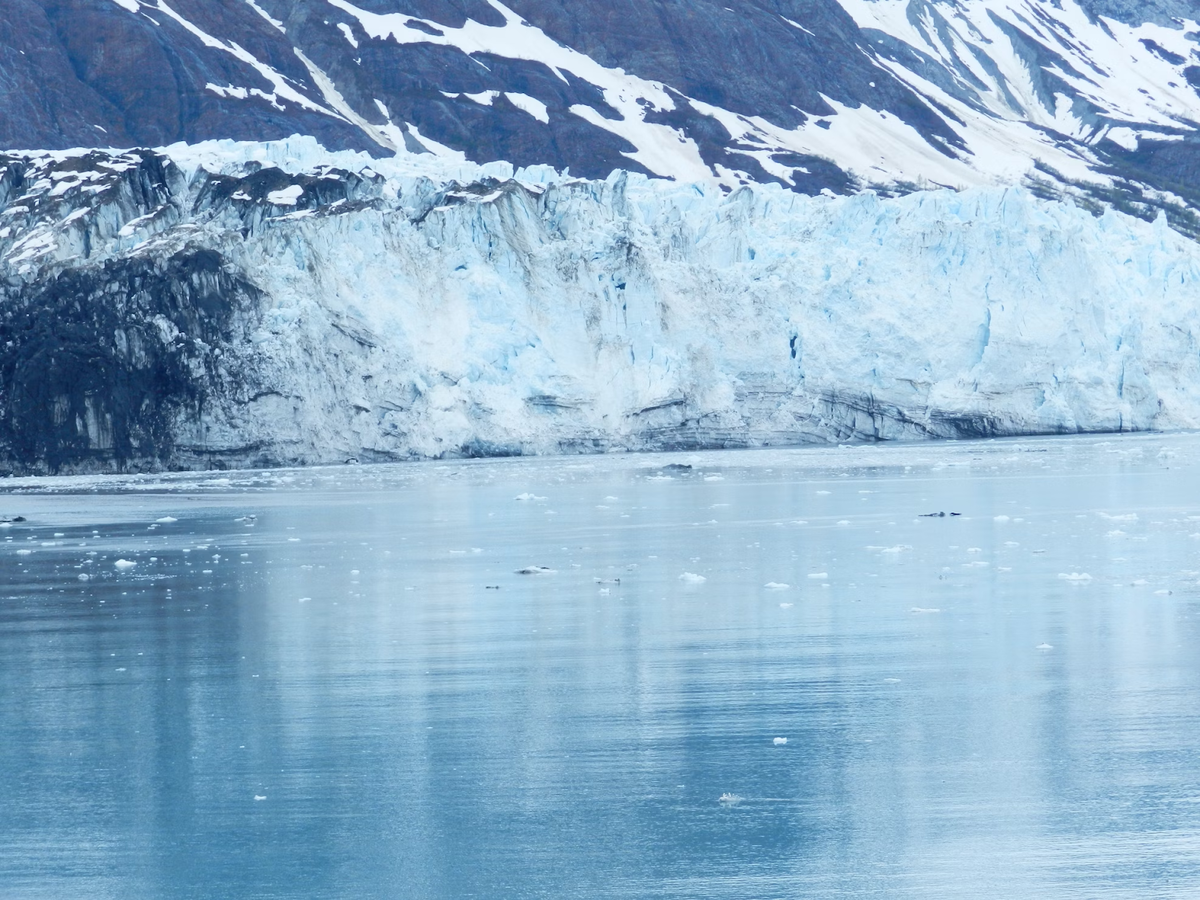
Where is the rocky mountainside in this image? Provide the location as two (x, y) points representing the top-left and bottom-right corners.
(2, 138), (1198, 473)
(6, 0), (1200, 225)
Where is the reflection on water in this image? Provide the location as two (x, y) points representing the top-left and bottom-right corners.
(2, 434), (1200, 898)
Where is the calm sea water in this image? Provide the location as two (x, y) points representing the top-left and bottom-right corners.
(2, 434), (1199, 899)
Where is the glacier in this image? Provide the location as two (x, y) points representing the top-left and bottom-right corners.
(2, 136), (1200, 471)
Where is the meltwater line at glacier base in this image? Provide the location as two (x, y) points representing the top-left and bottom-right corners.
(2, 137), (1200, 473)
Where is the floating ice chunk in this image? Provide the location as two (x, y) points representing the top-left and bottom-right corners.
(254, 795), (267, 801)
(880, 545), (907, 554)
(1004, 541), (1020, 547)
(910, 607), (940, 613)
(764, 582), (789, 590)
(967, 547), (982, 553)
(994, 515), (1010, 522)
(298, 597), (310, 603)
(1058, 572), (1092, 582)
(807, 572), (828, 579)
(1154, 589), (1173, 595)
(156, 516), (178, 523)
(15, 549), (31, 555)
(837, 520), (850, 526)
(773, 737), (788, 745)
(114, 559), (136, 569)
(679, 572), (707, 584)
(516, 566), (556, 575)
(1036, 643), (1054, 650)
(816, 490), (831, 495)
(287, 537), (300, 542)
(883, 677), (902, 683)
(704, 475), (724, 481)
(718, 793), (742, 804)
(515, 493), (546, 501)
(77, 573), (89, 581)
(1100, 513), (1138, 522)
(779, 602), (793, 608)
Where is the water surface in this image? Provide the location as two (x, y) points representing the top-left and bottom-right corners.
(2, 434), (1199, 898)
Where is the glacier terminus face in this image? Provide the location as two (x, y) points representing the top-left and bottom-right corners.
(1, 138), (1199, 472)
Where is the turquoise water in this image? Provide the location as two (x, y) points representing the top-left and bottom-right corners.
(2, 435), (1200, 898)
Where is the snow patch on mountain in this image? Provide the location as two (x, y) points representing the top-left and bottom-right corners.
(67, 0), (1200, 210)
(843, 0), (1200, 136)
(325, 0), (715, 180)
(150, 0), (332, 119)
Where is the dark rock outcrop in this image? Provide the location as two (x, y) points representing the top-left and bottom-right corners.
(0, 248), (261, 472)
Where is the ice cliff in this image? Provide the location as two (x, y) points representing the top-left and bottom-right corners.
(2, 137), (1200, 472)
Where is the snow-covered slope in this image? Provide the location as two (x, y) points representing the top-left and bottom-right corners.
(3, 138), (1199, 472)
(7, 0), (1200, 225)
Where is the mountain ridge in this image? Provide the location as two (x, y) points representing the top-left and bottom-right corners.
(5, 0), (1200, 224)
